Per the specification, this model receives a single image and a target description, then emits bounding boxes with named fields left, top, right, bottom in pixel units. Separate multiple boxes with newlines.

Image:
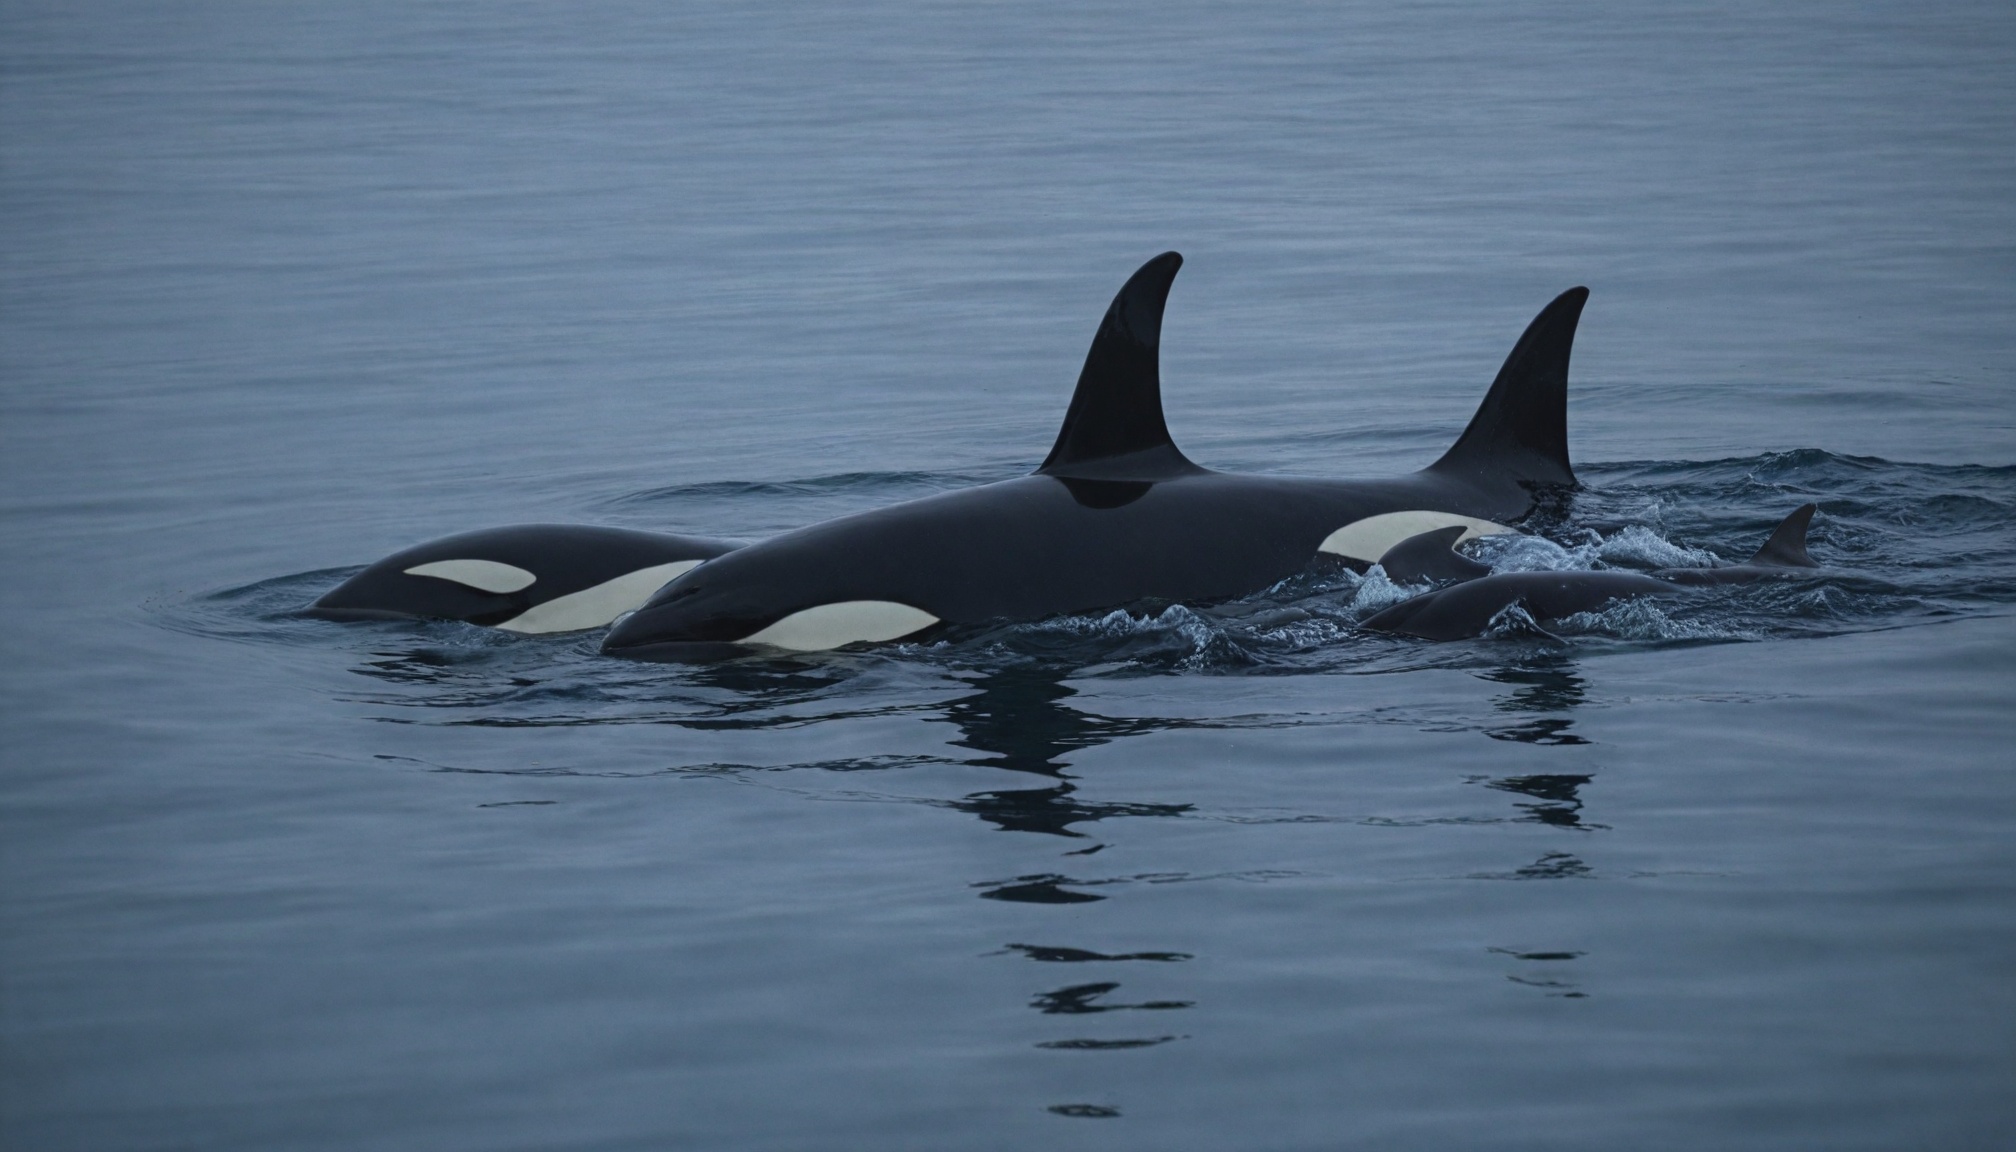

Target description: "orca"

left=600, top=252, right=1588, bottom=658
left=1372, top=525, right=1494, bottom=586
left=308, top=524, right=738, bottom=633
left=1359, top=504, right=1821, bottom=641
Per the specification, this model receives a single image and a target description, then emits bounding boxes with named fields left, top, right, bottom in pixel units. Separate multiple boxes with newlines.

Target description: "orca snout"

left=600, top=578, right=758, bottom=659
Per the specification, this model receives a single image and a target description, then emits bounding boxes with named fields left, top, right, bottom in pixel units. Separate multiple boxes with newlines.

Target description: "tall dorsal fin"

left=1745, top=504, right=1819, bottom=567
left=1037, top=252, right=1200, bottom=480
left=1426, top=287, right=1587, bottom=490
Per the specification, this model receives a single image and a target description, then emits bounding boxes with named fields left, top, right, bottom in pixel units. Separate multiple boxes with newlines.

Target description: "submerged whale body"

left=1360, top=504, right=1822, bottom=641
left=602, top=253, right=1590, bottom=658
left=308, top=524, right=738, bottom=633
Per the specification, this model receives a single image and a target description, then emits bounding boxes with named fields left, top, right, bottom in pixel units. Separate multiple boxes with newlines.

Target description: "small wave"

left=1472, top=523, right=1727, bottom=574
left=1555, top=599, right=1752, bottom=643
left=1349, top=567, right=1423, bottom=613
left=606, top=470, right=995, bottom=508
left=1470, top=532, right=1593, bottom=572
left=1480, top=603, right=1561, bottom=642
left=1594, top=525, right=1721, bottom=569
left=1013, top=604, right=1252, bottom=671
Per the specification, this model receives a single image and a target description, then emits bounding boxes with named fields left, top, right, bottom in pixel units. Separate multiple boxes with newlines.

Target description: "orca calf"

left=1360, top=504, right=1820, bottom=641
left=308, top=524, right=738, bottom=633
left=601, top=253, right=1588, bottom=658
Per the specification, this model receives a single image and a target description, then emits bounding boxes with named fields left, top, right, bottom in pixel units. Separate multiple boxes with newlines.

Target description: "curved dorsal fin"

left=1745, top=504, right=1819, bottom=567
left=1426, top=287, right=1587, bottom=490
left=1037, top=252, right=1200, bottom=480
left=1376, top=526, right=1493, bottom=586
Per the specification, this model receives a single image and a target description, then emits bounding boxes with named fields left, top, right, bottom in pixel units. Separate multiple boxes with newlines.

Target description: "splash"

left=1556, top=598, right=1753, bottom=643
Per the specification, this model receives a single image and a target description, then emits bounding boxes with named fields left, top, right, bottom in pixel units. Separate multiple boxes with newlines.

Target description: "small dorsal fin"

left=1746, top=504, right=1819, bottom=567
left=1037, top=252, right=1200, bottom=480
left=1426, top=287, right=1587, bottom=491
left=1376, top=526, right=1493, bottom=585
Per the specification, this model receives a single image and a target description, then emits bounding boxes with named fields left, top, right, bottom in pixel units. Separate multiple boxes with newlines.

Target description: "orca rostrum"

left=600, top=253, right=1589, bottom=658
left=308, top=524, right=739, bottom=633
left=1360, top=504, right=1822, bottom=641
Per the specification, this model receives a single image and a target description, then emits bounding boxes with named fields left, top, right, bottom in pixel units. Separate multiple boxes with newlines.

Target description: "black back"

left=1362, top=570, right=1677, bottom=641
left=1655, top=504, right=1822, bottom=585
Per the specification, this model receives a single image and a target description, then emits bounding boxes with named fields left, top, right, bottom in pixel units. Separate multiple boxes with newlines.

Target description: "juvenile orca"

left=308, top=524, right=738, bottom=633
left=1360, top=504, right=1821, bottom=641
left=601, top=253, right=1588, bottom=658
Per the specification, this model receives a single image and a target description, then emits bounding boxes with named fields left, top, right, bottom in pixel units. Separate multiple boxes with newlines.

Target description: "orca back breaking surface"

left=1361, top=570, right=1679, bottom=641
left=1363, top=505, right=1828, bottom=640
left=1655, top=503, right=1821, bottom=585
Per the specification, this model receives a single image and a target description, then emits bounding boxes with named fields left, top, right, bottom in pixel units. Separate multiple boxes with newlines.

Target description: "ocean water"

left=4, top=3, right=2014, bottom=1149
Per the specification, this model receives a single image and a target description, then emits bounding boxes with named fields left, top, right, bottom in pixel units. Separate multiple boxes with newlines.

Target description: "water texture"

left=4, top=3, right=2014, bottom=1149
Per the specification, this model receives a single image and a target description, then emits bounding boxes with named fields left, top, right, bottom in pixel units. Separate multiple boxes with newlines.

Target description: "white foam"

left=1557, top=598, right=1749, bottom=641
left=1348, top=567, right=1422, bottom=614
left=1469, top=532, right=1592, bottom=572
left=1595, top=525, right=1720, bottom=569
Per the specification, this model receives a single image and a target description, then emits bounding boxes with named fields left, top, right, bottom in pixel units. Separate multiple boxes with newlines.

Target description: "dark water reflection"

left=1030, top=982, right=1194, bottom=1015
left=1000, top=945, right=1193, bottom=964
left=1488, top=775, right=1597, bottom=830
left=1480, top=655, right=1591, bottom=746
left=937, top=665, right=1194, bottom=837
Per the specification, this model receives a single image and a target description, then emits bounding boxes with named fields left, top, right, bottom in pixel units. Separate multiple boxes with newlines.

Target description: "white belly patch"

left=496, top=560, right=705, bottom=635
left=1317, top=511, right=1515, bottom=564
left=739, top=601, right=940, bottom=651
left=404, top=558, right=537, bottom=594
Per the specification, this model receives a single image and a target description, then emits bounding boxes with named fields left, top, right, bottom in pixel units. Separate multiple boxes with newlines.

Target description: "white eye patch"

left=403, top=558, right=537, bottom=594
left=496, top=560, right=704, bottom=634
left=1318, top=511, right=1514, bottom=564
left=739, top=601, right=940, bottom=651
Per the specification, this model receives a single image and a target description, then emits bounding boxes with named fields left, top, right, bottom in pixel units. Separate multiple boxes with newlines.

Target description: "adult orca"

left=308, top=524, right=738, bottom=633
left=600, top=252, right=1588, bottom=658
left=1359, top=504, right=1820, bottom=641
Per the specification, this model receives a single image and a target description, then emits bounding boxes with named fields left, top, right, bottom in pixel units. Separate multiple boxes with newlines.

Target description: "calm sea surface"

left=4, top=3, right=2014, bottom=1148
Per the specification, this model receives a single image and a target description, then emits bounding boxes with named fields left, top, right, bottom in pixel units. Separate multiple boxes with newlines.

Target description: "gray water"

left=4, top=3, right=2015, bottom=1149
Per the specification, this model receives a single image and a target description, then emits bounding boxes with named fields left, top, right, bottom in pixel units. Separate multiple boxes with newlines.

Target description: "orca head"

left=307, top=525, right=735, bottom=632
left=309, top=553, right=535, bottom=626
